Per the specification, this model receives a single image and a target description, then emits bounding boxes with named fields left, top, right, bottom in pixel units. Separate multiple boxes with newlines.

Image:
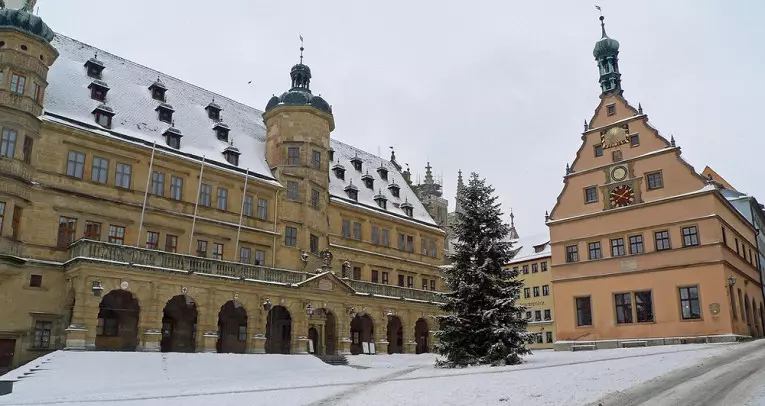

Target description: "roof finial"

left=595, top=5, right=607, bottom=38
left=566, top=162, right=571, bottom=174
left=670, top=134, right=676, bottom=147
left=510, top=208, right=515, bottom=227
left=583, top=119, right=588, bottom=131
left=299, top=34, right=305, bottom=65
left=638, top=103, right=643, bottom=114
left=545, top=211, right=550, bottom=222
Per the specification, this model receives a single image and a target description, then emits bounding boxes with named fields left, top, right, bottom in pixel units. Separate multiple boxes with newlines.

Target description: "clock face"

left=601, top=127, right=629, bottom=149
left=611, top=166, right=627, bottom=181
left=610, top=184, right=635, bottom=207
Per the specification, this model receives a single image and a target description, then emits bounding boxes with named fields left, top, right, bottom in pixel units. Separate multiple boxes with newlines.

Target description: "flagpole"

left=234, top=169, right=250, bottom=262
left=188, top=156, right=206, bottom=255
left=136, top=142, right=157, bottom=247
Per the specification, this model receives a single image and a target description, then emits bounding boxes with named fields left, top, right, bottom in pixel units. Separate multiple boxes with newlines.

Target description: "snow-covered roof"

left=507, top=233, right=551, bottom=264
left=43, top=34, right=437, bottom=227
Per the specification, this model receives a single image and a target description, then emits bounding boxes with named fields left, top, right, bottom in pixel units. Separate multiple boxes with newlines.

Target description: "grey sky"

left=39, top=0, right=765, bottom=238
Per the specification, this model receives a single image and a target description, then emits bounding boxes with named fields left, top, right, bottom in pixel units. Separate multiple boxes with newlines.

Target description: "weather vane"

left=595, top=4, right=602, bottom=16
left=299, top=34, right=304, bottom=64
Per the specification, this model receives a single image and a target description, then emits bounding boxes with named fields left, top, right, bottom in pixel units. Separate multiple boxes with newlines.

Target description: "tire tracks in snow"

left=305, top=367, right=421, bottom=406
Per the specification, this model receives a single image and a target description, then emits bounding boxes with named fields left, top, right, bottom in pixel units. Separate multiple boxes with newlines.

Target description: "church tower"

left=263, top=40, right=334, bottom=268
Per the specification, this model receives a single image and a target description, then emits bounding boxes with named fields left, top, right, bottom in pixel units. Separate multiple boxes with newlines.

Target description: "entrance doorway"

left=350, top=313, right=374, bottom=355
left=308, top=327, right=320, bottom=354
left=265, top=305, right=291, bottom=354
left=0, top=339, right=14, bottom=372
left=217, top=301, right=247, bottom=353
left=415, top=318, right=430, bottom=354
left=387, top=316, right=404, bottom=354
left=95, top=290, right=140, bottom=351
left=161, top=295, right=197, bottom=353
left=325, top=310, right=337, bottom=355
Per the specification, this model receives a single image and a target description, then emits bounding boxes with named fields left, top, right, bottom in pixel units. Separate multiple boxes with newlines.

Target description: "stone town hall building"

left=0, top=1, right=444, bottom=371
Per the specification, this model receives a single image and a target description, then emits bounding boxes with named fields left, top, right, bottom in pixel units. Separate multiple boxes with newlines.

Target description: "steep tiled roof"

left=42, top=34, right=437, bottom=226
left=507, top=233, right=551, bottom=264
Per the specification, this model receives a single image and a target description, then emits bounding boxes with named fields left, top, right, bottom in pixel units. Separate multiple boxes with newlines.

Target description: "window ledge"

left=22, top=285, right=48, bottom=291
left=680, top=317, right=704, bottom=322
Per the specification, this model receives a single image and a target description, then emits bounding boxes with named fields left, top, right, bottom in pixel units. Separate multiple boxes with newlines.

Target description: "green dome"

left=0, top=7, right=54, bottom=43
left=593, top=36, right=619, bottom=59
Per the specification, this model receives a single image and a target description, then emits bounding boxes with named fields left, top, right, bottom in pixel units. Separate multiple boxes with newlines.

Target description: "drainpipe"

left=272, top=190, right=279, bottom=268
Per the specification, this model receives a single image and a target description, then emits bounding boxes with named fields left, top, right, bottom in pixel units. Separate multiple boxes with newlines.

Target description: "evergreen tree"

left=435, top=173, right=531, bottom=368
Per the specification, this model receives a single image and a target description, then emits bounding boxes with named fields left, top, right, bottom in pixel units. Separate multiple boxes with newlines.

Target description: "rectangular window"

left=407, top=275, right=414, bottom=288
left=254, top=250, right=265, bottom=265
left=287, top=146, right=300, bottom=166
left=606, top=104, right=615, bottom=116
left=679, top=286, right=701, bottom=320
left=382, top=271, right=389, bottom=285
left=311, top=189, right=320, bottom=209
left=371, top=270, right=379, bottom=283
left=165, top=235, right=178, bottom=253
left=382, top=229, right=390, bottom=247
left=10, top=73, right=25, bottom=95
left=406, top=235, right=414, bottom=253
left=108, top=225, right=125, bottom=245
left=398, top=233, right=405, bottom=250
left=10, top=206, right=20, bottom=239
left=588, top=242, right=602, bottom=260
left=735, top=238, right=740, bottom=255
left=544, top=309, right=551, bottom=320
left=89, top=156, right=109, bottom=183
left=430, top=279, right=436, bottom=291
left=593, top=145, right=603, bottom=157
left=629, top=235, right=644, bottom=254
left=541, top=262, right=548, bottom=272
left=353, top=267, right=362, bottom=280
left=525, top=311, right=532, bottom=320
left=286, top=181, right=299, bottom=201
left=285, top=226, right=297, bottom=247
left=576, top=296, right=593, bottom=326
left=239, top=247, right=251, bottom=263
left=546, top=331, right=553, bottom=343
left=170, top=176, right=183, bottom=200
left=534, top=310, right=542, bottom=321
left=84, top=221, right=101, bottom=240
left=523, top=287, right=530, bottom=298
left=151, top=171, right=165, bottom=196
left=421, top=238, right=428, bottom=255
left=429, top=240, right=437, bottom=258
left=371, top=226, right=380, bottom=245
left=22, top=135, right=32, bottom=164
left=217, top=188, right=228, bottom=210
left=0, top=202, right=4, bottom=234
left=566, top=245, right=579, bottom=262
left=635, top=291, right=654, bottom=322
left=34, top=82, right=43, bottom=103
left=655, top=230, right=671, bottom=251
left=243, top=194, right=254, bottom=216
left=646, top=171, right=663, bottom=190
left=312, top=150, right=321, bottom=169
left=353, top=222, right=361, bottom=241
left=66, top=150, right=85, bottom=178
left=398, top=274, right=405, bottom=287
left=115, top=163, right=132, bottom=189
left=145, top=231, right=160, bottom=250
left=33, top=321, right=51, bottom=349
left=533, top=286, right=540, bottom=297
left=196, top=240, right=208, bottom=257
left=199, top=184, right=212, bottom=207
left=310, top=234, right=319, bottom=254
left=542, top=285, right=550, bottom=296
left=630, top=134, right=640, bottom=147
left=584, top=186, right=598, bottom=203
left=257, top=198, right=268, bottom=220
left=422, top=278, right=428, bottom=290
left=0, top=128, right=17, bottom=158
left=57, top=216, right=77, bottom=247
left=342, top=220, right=351, bottom=238
left=29, top=274, right=42, bottom=288
left=212, top=243, right=223, bottom=260
left=682, top=226, right=699, bottom=247
left=722, top=227, right=727, bottom=246
left=611, top=238, right=625, bottom=257
left=522, top=265, right=529, bottom=275
left=614, top=293, right=633, bottom=324
left=531, top=263, right=538, bottom=273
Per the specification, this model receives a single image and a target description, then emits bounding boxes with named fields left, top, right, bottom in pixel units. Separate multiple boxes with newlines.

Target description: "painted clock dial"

left=611, top=166, right=627, bottom=181
left=601, top=127, right=629, bottom=148
left=609, top=184, right=635, bottom=207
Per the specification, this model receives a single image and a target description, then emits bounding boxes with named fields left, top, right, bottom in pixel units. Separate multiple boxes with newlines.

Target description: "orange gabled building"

left=546, top=16, right=764, bottom=350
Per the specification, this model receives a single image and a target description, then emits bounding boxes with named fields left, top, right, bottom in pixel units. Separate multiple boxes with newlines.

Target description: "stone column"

left=65, top=278, right=98, bottom=350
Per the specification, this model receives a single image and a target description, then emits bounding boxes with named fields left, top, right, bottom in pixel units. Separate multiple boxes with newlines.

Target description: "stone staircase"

left=315, top=354, right=349, bottom=366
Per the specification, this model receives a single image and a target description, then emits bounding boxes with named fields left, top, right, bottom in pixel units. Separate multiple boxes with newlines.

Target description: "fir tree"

left=435, top=173, right=531, bottom=368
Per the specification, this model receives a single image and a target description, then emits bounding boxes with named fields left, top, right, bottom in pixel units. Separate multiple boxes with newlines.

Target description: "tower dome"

left=592, top=15, right=623, bottom=95
left=0, top=1, right=54, bottom=43
left=593, top=16, right=619, bottom=59
left=264, top=40, right=332, bottom=115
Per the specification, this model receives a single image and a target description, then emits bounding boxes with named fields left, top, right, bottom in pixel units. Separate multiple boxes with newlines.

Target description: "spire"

left=510, top=208, right=515, bottom=227
left=289, top=35, right=311, bottom=91
left=592, top=11, right=622, bottom=96
left=455, top=170, right=465, bottom=214
left=424, top=162, right=434, bottom=185
left=583, top=119, right=589, bottom=132
left=638, top=103, right=643, bottom=114
left=299, top=34, right=304, bottom=65
left=670, top=134, right=676, bottom=147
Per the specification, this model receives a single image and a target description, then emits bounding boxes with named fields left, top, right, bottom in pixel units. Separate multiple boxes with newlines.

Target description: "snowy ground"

left=0, top=341, right=760, bottom=405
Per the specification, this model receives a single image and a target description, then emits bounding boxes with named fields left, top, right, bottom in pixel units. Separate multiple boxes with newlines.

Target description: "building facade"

left=0, top=3, right=444, bottom=372
left=547, top=16, right=764, bottom=350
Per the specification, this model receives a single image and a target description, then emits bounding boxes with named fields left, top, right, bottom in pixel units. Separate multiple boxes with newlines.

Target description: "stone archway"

left=415, top=318, right=430, bottom=354
left=161, top=295, right=197, bottom=353
left=325, top=310, right=337, bottom=355
left=387, top=316, right=404, bottom=354
left=95, top=289, right=140, bottom=351
left=217, top=301, right=247, bottom=354
left=265, top=305, right=291, bottom=354
left=350, top=313, right=374, bottom=355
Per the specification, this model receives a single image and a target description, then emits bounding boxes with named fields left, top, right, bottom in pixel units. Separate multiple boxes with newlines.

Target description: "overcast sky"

left=39, top=0, right=765, bottom=238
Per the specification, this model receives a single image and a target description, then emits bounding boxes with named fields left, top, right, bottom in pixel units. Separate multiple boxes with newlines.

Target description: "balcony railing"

left=68, top=239, right=444, bottom=303
left=0, top=157, right=33, bottom=183
left=0, top=237, right=20, bottom=257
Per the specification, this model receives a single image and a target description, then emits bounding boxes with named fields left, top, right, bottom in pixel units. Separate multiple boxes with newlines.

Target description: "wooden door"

left=0, top=339, right=15, bottom=370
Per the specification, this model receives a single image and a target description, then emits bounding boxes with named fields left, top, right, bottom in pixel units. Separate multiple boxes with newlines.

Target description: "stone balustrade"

left=345, top=278, right=443, bottom=303
left=0, top=237, right=20, bottom=257
left=0, top=157, right=34, bottom=183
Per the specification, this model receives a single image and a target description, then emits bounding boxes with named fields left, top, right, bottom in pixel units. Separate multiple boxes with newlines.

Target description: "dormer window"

left=84, top=56, right=104, bottom=79
left=350, top=153, right=363, bottom=171
left=223, top=144, right=240, bottom=166
left=388, top=182, right=400, bottom=198
left=92, top=104, right=115, bottom=129
left=88, top=80, right=109, bottom=102
left=332, top=161, right=346, bottom=180
left=374, top=191, right=387, bottom=210
left=328, top=146, right=334, bottom=162
left=377, top=165, right=388, bottom=181
left=206, top=99, right=221, bottom=121
left=400, top=200, right=414, bottom=217
left=361, top=171, right=374, bottom=189
left=163, top=127, right=183, bottom=149
left=344, top=181, right=359, bottom=201
left=213, top=122, right=230, bottom=142
left=156, top=103, right=174, bottom=123
left=149, top=79, right=167, bottom=101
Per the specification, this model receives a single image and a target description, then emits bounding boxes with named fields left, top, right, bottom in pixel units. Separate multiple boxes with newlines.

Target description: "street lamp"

left=91, top=280, right=104, bottom=297
left=727, top=276, right=737, bottom=287
left=386, top=310, right=394, bottom=322
left=305, top=303, right=314, bottom=318
left=263, top=298, right=273, bottom=312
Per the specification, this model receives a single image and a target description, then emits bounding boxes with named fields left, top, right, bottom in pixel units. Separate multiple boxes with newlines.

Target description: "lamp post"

left=727, top=276, right=737, bottom=288
left=91, top=280, right=104, bottom=297
left=305, top=303, right=314, bottom=318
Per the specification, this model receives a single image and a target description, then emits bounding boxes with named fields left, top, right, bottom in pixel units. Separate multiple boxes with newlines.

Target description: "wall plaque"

left=317, top=279, right=333, bottom=291
left=620, top=259, right=638, bottom=272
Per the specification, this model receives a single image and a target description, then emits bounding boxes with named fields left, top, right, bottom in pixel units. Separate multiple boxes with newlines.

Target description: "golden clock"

left=601, top=126, right=629, bottom=149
